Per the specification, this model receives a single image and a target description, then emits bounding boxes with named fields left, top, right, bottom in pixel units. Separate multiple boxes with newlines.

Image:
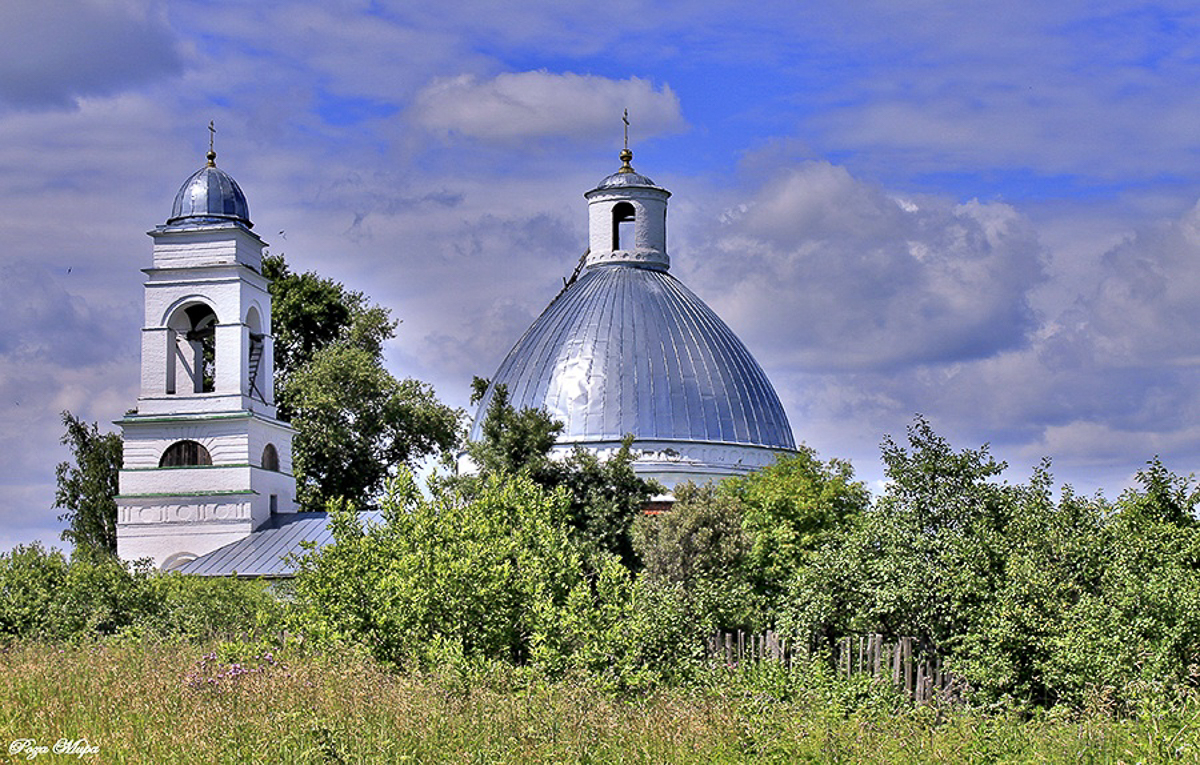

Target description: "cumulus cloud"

left=413, top=71, right=685, bottom=143
left=1067, top=201, right=1200, bottom=367
left=0, top=0, right=182, bottom=109
left=689, top=161, right=1045, bottom=372
left=760, top=192, right=1200, bottom=486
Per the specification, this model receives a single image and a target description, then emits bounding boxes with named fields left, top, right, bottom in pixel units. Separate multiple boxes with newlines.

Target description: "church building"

left=116, top=140, right=795, bottom=574
left=469, top=148, right=796, bottom=487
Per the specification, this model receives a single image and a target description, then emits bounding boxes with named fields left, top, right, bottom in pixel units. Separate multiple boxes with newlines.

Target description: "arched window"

left=159, top=440, right=213, bottom=467
left=612, top=202, right=635, bottom=251
left=261, top=443, right=279, bottom=472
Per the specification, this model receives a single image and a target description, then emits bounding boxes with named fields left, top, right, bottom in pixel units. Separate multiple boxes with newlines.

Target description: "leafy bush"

left=0, top=543, right=284, bottom=643
left=292, top=470, right=584, bottom=667
left=782, top=419, right=1200, bottom=711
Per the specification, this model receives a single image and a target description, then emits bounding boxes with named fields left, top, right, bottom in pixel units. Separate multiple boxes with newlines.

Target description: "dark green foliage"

left=264, top=253, right=460, bottom=509
left=1118, top=456, right=1198, bottom=527
left=285, top=345, right=459, bottom=510
left=633, top=449, right=869, bottom=635
left=634, top=482, right=759, bottom=633
left=636, top=482, right=751, bottom=585
left=263, top=253, right=385, bottom=395
left=553, top=439, right=657, bottom=570
left=465, top=383, right=562, bottom=480
left=53, top=411, right=122, bottom=558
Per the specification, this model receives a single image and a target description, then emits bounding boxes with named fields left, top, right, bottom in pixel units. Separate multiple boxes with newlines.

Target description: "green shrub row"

left=0, top=543, right=285, bottom=642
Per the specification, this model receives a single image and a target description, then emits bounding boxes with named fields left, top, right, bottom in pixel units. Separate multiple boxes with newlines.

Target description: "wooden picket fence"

left=707, top=630, right=968, bottom=704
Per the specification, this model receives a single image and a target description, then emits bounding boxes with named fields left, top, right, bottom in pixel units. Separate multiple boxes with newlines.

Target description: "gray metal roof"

left=591, top=168, right=662, bottom=191
left=176, top=511, right=370, bottom=577
left=471, top=263, right=796, bottom=450
left=167, top=157, right=252, bottom=227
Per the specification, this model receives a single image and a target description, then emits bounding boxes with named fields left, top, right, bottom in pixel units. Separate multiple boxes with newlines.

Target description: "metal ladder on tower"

left=247, top=334, right=265, bottom=401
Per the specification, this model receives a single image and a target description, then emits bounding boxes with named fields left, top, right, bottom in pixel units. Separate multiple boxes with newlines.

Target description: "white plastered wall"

left=585, top=187, right=670, bottom=269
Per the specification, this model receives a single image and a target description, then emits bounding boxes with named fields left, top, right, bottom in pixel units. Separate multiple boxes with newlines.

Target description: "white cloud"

left=413, top=71, right=685, bottom=143
left=685, top=160, right=1045, bottom=372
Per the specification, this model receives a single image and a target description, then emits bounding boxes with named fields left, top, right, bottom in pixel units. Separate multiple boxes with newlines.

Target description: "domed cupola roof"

left=590, top=148, right=666, bottom=192
left=471, top=265, right=796, bottom=450
left=167, top=149, right=252, bottom=228
left=470, top=150, right=795, bottom=485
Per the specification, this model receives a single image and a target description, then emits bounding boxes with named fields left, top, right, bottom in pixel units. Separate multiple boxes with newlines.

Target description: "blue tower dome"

left=167, top=149, right=252, bottom=227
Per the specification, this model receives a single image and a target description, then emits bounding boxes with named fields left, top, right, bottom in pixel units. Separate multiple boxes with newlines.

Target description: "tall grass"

left=2, top=641, right=1197, bottom=763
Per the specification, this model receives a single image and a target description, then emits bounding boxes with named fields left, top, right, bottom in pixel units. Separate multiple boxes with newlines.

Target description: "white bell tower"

left=116, top=142, right=297, bottom=570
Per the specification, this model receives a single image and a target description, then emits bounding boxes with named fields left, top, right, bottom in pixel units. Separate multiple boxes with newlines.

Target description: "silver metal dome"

left=167, top=152, right=252, bottom=227
left=593, top=168, right=661, bottom=191
left=471, top=263, right=796, bottom=450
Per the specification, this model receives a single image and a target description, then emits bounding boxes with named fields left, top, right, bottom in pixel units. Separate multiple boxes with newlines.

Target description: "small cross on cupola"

left=207, top=120, right=217, bottom=167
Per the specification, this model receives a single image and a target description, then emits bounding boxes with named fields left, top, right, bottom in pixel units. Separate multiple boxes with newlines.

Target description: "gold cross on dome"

left=622, top=109, right=630, bottom=150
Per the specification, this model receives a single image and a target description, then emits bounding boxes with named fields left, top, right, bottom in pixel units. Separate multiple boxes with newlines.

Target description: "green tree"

left=781, top=418, right=1021, bottom=657
left=53, top=411, right=122, bottom=558
left=264, top=253, right=460, bottom=508
left=724, top=448, right=869, bottom=609
left=264, top=253, right=390, bottom=397
left=460, top=380, right=659, bottom=570
left=633, top=481, right=758, bottom=632
left=1117, top=456, right=1198, bottom=527
left=464, top=381, right=561, bottom=481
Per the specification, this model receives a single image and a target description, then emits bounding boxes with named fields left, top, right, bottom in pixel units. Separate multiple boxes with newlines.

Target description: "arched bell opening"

left=612, top=201, right=635, bottom=251
left=261, top=443, right=279, bottom=472
left=166, top=302, right=218, bottom=394
left=245, top=305, right=267, bottom=401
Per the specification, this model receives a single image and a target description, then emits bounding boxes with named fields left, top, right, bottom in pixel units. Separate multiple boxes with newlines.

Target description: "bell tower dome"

left=116, top=141, right=297, bottom=570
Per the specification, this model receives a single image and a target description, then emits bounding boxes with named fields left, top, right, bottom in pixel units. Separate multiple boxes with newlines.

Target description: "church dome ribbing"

left=470, top=150, right=795, bottom=486
left=167, top=150, right=252, bottom=227
left=470, top=264, right=796, bottom=450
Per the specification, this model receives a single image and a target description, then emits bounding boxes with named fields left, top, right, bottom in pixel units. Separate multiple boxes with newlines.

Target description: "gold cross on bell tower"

left=206, top=121, right=217, bottom=166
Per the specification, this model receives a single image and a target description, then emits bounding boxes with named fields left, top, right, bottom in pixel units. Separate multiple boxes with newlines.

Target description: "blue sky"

left=4, top=0, right=1200, bottom=549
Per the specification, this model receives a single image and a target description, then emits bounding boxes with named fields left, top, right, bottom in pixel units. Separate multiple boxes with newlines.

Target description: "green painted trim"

left=117, top=490, right=259, bottom=499
left=124, top=463, right=251, bottom=471
left=121, top=464, right=295, bottom=478
left=119, top=412, right=252, bottom=424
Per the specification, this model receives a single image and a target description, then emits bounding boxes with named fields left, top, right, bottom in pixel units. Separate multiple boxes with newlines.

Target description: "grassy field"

left=1, top=641, right=1197, bottom=763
